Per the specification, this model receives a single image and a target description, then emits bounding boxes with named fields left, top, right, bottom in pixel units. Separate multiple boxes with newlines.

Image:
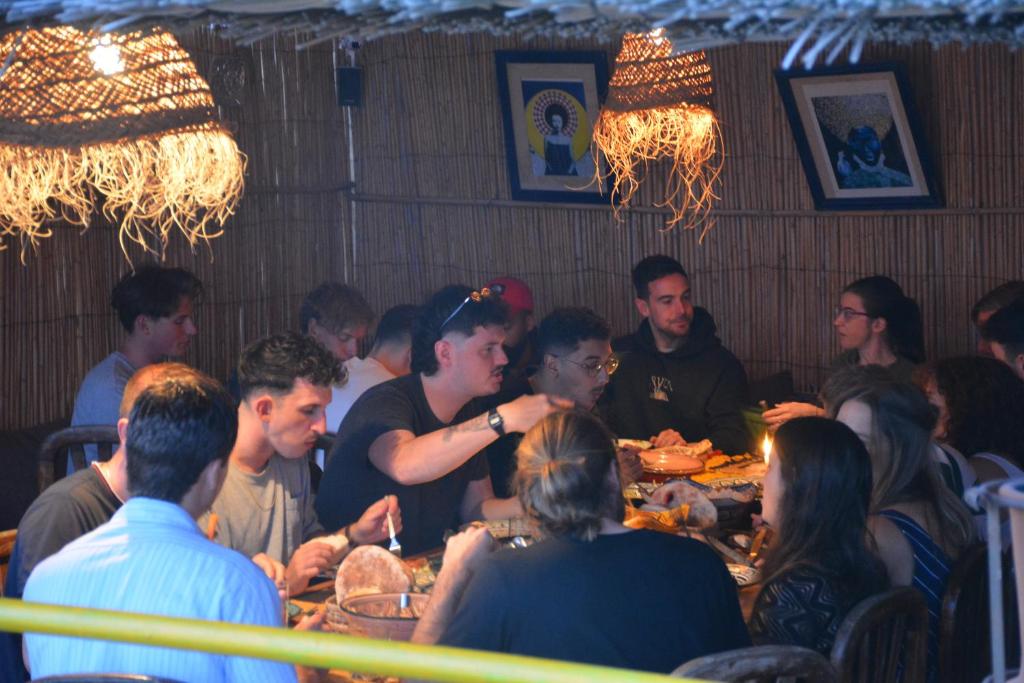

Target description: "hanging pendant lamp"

left=0, top=25, right=246, bottom=260
left=592, top=30, right=723, bottom=238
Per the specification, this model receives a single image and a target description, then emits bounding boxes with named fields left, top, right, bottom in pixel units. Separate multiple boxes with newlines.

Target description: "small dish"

left=726, top=563, right=760, bottom=587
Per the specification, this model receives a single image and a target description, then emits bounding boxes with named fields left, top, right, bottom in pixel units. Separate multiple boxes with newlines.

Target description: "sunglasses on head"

left=439, top=287, right=496, bottom=331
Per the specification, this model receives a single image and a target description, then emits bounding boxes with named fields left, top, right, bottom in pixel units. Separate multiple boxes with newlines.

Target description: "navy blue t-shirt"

left=439, top=530, right=751, bottom=672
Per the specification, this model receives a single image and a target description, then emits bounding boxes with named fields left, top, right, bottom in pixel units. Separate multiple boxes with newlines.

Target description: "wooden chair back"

left=673, top=644, right=836, bottom=682
left=831, top=587, right=928, bottom=683
left=37, top=425, right=119, bottom=491
left=938, top=543, right=1018, bottom=683
left=939, top=543, right=986, bottom=683
left=0, top=529, right=16, bottom=595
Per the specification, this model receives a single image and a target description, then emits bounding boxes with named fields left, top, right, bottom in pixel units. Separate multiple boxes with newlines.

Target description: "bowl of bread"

left=326, top=545, right=426, bottom=640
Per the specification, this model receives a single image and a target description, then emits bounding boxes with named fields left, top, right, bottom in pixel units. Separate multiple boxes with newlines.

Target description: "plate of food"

left=638, top=445, right=708, bottom=475
left=641, top=480, right=718, bottom=528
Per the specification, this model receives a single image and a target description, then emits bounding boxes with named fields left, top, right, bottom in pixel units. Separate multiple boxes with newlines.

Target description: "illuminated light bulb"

left=90, top=35, right=124, bottom=76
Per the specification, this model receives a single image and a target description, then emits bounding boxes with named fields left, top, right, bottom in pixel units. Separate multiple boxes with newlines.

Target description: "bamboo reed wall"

left=0, top=29, right=351, bottom=430
left=346, top=32, right=1024, bottom=395
left=2, top=28, right=1023, bottom=430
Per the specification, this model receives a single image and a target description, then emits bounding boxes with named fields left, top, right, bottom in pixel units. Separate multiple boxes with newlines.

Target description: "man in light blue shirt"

left=25, top=370, right=298, bottom=682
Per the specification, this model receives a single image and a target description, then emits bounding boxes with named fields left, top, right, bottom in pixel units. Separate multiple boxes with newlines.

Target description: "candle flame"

left=762, top=434, right=773, bottom=464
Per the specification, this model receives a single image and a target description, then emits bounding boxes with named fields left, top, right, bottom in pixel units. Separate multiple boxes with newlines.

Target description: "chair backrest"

left=938, top=543, right=986, bottom=683
left=831, top=587, right=928, bottom=683
left=0, top=528, right=16, bottom=596
left=673, top=644, right=836, bottom=682
left=34, top=675, right=184, bottom=682
left=938, top=543, right=1019, bottom=683
left=37, top=425, right=120, bottom=492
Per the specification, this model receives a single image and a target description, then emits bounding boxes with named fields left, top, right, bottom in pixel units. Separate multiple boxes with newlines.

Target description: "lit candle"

left=761, top=434, right=773, bottom=465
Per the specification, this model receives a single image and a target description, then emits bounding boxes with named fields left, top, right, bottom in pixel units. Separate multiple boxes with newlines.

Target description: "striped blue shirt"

left=878, top=509, right=951, bottom=683
left=24, top=497, right=296, bottom=682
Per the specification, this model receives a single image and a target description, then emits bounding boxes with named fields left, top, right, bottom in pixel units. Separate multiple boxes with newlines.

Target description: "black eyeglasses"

left=440, top=287, right=495, bottom=331
left=553, top=354, right=620, bottom=377
left=833, top=306, right=872, bottom=322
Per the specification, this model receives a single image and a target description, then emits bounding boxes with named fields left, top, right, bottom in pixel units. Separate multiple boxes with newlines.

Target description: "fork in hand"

left=386, top=511, right=402, bottom=558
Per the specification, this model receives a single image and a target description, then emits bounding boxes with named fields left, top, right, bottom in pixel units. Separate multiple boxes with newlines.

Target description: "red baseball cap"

left=486, top=276, right=534, bottom=314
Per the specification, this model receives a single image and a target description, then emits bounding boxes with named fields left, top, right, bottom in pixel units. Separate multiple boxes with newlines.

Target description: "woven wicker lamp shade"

left=0, top=26, right=245, bottom=260
left=592, top=31, right=723, bottom=237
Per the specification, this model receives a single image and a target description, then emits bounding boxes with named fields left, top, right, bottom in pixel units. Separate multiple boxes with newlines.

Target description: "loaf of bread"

left=334, top=546, right=413, bottom=603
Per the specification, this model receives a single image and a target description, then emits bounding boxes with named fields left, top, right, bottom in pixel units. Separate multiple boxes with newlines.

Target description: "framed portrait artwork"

left=495, top=50, right=610, bottom=203
left=775, top=64, right=942, bottom=210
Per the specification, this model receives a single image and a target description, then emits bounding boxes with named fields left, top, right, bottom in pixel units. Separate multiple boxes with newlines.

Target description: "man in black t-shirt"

left=315, top=285, right=568, bottom=555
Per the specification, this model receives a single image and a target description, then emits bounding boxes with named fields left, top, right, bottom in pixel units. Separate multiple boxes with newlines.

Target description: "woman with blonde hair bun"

left=514, top=409, right=625, bottom=541
left=413, top=410, right=750, bottom=673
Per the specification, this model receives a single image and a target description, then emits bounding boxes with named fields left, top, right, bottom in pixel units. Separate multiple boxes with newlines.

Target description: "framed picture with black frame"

left=775, top=63, right=942, bottom=210
left=495, top=50, right=611, bottom=203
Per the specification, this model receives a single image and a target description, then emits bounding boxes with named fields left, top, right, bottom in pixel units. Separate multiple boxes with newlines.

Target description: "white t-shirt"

left=325, top=356, right=396, bottom=433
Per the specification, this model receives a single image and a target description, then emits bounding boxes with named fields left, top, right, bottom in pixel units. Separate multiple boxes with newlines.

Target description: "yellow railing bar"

left=0, top=598, right=704, bottom=683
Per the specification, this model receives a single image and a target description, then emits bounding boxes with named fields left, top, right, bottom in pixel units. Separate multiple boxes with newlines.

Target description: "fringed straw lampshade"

left=0, top=26, right=245, bottom=260
left=592, top=30, right=723, bottom=237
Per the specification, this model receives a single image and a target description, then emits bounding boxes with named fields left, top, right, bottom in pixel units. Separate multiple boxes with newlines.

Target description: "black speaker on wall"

left=336, top=67, right=362, bottom=107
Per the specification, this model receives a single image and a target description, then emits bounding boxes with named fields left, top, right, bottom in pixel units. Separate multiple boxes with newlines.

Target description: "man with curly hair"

left=201, top=333, right=400, bottom=595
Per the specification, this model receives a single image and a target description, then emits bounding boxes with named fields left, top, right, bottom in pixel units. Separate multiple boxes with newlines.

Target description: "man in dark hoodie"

left=601, top=255, right=751, bottom=454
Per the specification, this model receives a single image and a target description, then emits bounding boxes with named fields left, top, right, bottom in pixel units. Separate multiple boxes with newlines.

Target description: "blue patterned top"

left=879, top=508, right=952, bottom=683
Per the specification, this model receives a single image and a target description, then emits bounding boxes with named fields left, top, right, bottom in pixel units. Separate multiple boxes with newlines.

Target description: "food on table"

left=476, top=517, right=532, bottom=540
left=335, top=545, right=413, bottom=603
left=623, top=503, right=691, bottom=533
left=615, top=438, right=653, bottom=451
left=639, top=446, right=706, bottom=475
left=692, top=453, right=768, bottom=483
left=673, top=439, right=714, bottom=457
left=730, top=533, right=752, bottom=550
left=319, top=532, right=350, bottom=554
left=704, top=454, right=732, bottom=469
left=707, top=482, right=758, bottom=504
left=644, top=481, right=718, bottom=528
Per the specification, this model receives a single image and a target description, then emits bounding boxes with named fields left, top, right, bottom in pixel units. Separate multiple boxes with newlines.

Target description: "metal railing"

left=0, top=598, right=702, bottom=683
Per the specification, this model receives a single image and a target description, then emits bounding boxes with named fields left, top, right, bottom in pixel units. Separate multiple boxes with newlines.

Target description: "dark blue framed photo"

left=775, top=63, right=942, bottom=210
left=495, top=50, right=611, bottom=203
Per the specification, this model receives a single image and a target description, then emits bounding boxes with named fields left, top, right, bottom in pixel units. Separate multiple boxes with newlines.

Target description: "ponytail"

left=515, top=410, right=623, bottom=541
left=845, top=276, right=926, bottom=363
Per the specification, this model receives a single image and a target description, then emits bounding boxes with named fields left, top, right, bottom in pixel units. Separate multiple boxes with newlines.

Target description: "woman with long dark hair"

left=749, top=417, right=888, bottom=654
left=765, top=275, right=925, bottom=426
left=830, top=373, right=975, bottom=682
